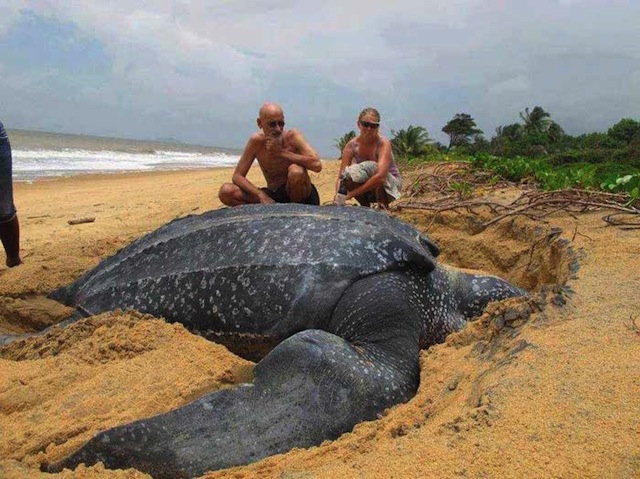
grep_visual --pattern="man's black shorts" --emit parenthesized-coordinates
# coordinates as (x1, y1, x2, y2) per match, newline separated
(261, 183, 320, 205)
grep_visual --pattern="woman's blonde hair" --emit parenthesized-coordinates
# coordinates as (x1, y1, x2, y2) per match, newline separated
(358, 107, 380, 122)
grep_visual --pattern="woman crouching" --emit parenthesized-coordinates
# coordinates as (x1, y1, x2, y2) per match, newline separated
(334, 107, 402, 209)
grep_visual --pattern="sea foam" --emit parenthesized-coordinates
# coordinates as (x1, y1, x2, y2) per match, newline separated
(12, 148, 240, 181)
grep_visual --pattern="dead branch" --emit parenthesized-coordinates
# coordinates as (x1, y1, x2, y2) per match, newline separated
(482, 197, 639, 228)
(67, 217, 96, 225)
(624, 315, 640, 335)
(602, 213, 640, 229)
(398, 162, 640, 230)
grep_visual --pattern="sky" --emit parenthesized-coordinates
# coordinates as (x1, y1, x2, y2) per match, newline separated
(1, 0, 639, 156)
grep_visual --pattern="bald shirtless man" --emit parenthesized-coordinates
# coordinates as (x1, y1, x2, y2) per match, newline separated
(218, 103, 322, 206)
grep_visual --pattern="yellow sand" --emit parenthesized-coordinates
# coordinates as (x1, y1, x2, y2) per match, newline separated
(1, 162, 638, 478)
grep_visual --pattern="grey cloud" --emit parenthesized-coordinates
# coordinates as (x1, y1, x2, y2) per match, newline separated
(1, 0, 639, 155)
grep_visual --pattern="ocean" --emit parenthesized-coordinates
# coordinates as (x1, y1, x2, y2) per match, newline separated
(7, 129, 242, 182)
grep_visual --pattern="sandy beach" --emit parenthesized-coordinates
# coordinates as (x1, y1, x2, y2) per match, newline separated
(1, 161, 639, 479)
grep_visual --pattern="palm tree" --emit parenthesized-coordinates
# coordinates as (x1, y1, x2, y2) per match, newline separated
(333, 130, 356, 158)
(547, 121, 566, 144)
(390, 125, 432, 160)
(519, 106, 552, 133)
(495, 123, 524, 141)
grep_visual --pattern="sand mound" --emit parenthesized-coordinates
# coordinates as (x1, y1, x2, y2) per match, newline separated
(1, 311, 252, 474)
(1, 165, 638, 478)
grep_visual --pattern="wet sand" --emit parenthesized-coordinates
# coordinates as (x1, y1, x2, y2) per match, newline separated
(1, 161, 638, 478)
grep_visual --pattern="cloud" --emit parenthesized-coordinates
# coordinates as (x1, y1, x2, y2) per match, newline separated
(488, 76, 531, 95)
(0, 1, 29, 35)
(1, 1, 639, 154)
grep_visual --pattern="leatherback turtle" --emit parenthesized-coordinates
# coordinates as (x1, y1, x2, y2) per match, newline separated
(44, 204, 525, 478)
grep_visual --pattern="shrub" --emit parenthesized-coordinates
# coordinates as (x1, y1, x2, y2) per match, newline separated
(547, 149, 612, 166)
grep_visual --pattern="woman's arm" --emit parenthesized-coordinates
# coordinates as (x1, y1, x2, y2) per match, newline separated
(346, 138, 392, 200)
(336, 139, 355, 191)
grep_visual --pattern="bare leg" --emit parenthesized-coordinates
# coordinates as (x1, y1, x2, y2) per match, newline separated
(375, 187, 390, 209)
(0, 215, 22, 267)
(285, 164, 312, 203)
(344, 178, 372, 207)
(218, 183, 260, 206)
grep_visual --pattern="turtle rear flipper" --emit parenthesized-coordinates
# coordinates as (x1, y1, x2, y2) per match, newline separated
(43, 273, 424, 478)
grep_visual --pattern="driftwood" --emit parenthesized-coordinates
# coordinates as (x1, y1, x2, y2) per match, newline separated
(67, 217, 96, 225)
(398, 162, 640, 229)
(600, 209, 640, 229)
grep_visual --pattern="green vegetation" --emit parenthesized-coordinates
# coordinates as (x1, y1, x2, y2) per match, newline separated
(334, 108, 640, 198)
(467, 153, 640, 199)
(442, 113, 483, 150)
(389, 125, 436, 162)
(333, 130, 356, 159)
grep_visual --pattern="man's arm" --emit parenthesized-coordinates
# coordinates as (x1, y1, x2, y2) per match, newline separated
(232, 135, 274, 203)
(273, 129, 322, 172)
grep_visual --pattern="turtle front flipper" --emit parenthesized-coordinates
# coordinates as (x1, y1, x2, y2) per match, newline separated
(447, 267, 528, 319)
(43, 274, 425, 478)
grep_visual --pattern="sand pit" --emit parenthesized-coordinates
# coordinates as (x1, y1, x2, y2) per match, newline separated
(1, 162, 638, 478)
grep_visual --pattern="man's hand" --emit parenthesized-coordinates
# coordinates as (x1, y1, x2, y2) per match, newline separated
(258, 192, 276, 204)
(264, 135, 283, 160)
